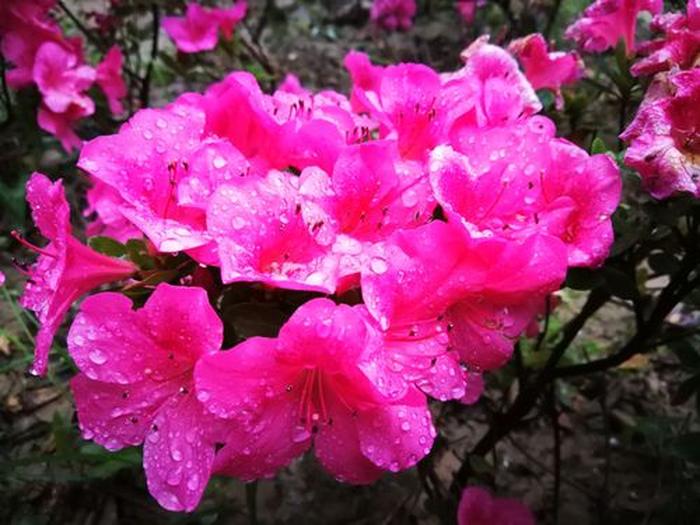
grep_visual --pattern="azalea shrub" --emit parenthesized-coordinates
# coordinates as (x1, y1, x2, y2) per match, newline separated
(1, 0, 700, 523)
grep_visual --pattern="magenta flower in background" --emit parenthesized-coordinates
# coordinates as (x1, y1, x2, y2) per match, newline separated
(621, 69, 700, 199)
(458, 486, 535, 525)
(15, 173, 136, 376)
(69, 284, 224, 511)
(508, 33, 584, 109)
(32, 41, 95, 114)
(565, 0, 663, 55)
(163, 2, 247, 54)
(96, 45, 127, 115)
(456, 0, 485, 25)
(195, 298, 436, 483)
(632, 1, 700, 76)
(370, 0, 417, 31)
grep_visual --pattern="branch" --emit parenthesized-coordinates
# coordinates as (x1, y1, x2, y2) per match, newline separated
(140, 4, 161, 108)
(451, 289, 610, 494)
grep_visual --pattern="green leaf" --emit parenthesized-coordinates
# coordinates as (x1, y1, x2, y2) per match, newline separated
(125, 238, 155, 270)
(670, 433, 700, 464)
(669, 339, 700, 369)
(88, 236, 126, 257)
(671, 374, 700, 406)
(590, 137, 608, 154)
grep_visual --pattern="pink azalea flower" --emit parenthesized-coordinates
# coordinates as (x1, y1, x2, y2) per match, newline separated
(78, 101, 213, 254)
(69, 284, 224, 511)
(432, 118, 621, 268)
(565, 0, 663, 55)
(163, 2, 246, 54)
(445, 37, 542, 129)
(15, 173, 136, 376)
(621, 69, 700, 199)
(0, 270, 5, 287)
(194, 298, 436, 482)
(32, 41, 95, 114)
(163, 3, 221, 53)
(96, 45, 127, 115)
(0, 0, 83, 89)
(361, 220, 567, 375)
(37, 102, 93, 152)
(458, 486, 535, 525)
(207, 170, 339, 293)
(370, 0, 417, 31)
(631, 2, 700, 76)
(508, 33, 584, 109)
(214, 1, 247, 39)
(298, 140, 434, 284)
(202, 72, 349, 174)
(456, 0, 484, 25)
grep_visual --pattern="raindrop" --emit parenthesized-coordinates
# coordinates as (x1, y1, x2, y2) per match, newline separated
(88, 350, 107, 365)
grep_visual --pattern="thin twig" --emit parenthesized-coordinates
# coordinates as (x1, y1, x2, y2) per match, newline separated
(140, 4, 160, 108)
(549, 382, 561, 525)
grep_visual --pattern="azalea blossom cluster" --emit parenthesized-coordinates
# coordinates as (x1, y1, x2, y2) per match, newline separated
(0, 0, 126, 151)
(15, 37, 620, 512)
(621, 1, 700, 199)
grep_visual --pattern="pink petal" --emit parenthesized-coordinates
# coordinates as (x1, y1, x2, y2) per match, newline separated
(68, 284, 222, 383)
(143, 393, 217, 511)
(314, 389, 384, 484)
(71, 373, 175, 451)
(357, 389, 436, 472)
(96, 45, 127, 115)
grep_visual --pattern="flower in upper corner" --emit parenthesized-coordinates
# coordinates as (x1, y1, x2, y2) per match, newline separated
(621, 69, 700, 199)
(370, 0, 417, 31)
(96, 45, 127, 115)
(214, 1, 247, 39)
(32, 41, 95, 114)
(361, 221, 567, 376)
(195, 298, 436, 483)
(455, 0, 484, 25)
(458, 486, 535, 525)
(15, 173, 136, 376)
(69, 284, 225, 511)
(0, 0, 83, 89)
(163, 2, 246, 54)
(565, 0, 663, 55)
(631, 1, 700, 76)
(508, 33, 584, 109)
(163, 3, 220, 53)
(207, 170, 339, 293)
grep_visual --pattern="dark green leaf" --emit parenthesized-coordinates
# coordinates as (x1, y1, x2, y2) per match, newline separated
(88, 236, 126, 257)
(672, 374, 700, 405)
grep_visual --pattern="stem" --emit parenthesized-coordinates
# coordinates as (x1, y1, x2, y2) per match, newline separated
(245, 481, 258, 525)
(57, 0, 106, 51)
(545, 0, 563, 40)
(140, 4, 160, 108)
(549, 382, 561, 525)
(451, 289, 610, 494)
